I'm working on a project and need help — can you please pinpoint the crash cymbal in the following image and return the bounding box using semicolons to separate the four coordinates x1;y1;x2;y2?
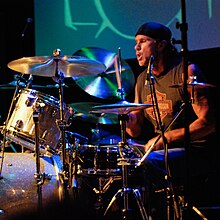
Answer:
169;81;216;88
73;47;135;100
69;102;119;124
90;100;153;115
7;55;105;78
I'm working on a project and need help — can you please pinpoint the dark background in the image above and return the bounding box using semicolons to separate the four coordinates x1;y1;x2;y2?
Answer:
0;0;219;126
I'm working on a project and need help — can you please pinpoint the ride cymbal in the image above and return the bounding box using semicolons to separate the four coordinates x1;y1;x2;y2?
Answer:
169;82;216;88
7;55;105;78
73;47;135;100
90;100;153;115
69;102;119;124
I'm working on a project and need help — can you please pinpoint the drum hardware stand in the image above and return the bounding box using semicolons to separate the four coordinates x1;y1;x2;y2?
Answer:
52;49;71;200
0;75;26;178
65;130;90;196
103;49;148;219
66;137;80;200
92;176;121;215
33;102;52;211
33;104;43;211
171;1;208;219
0;75;32;215
104;113;149;220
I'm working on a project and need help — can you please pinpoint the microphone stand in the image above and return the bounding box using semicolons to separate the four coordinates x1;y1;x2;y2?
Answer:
178;3;191;219
145;58;180;220
173;1;208;219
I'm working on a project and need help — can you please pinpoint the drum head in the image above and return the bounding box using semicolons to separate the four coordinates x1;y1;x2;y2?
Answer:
0;152;62;219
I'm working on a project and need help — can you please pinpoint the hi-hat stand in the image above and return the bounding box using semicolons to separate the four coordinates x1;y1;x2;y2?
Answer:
103;49;148;219
92;176;122;215
104;113;148;220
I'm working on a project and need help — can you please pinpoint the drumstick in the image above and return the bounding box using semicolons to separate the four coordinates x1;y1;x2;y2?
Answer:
135;103;186;168
135;141;156;168
114;55;122;90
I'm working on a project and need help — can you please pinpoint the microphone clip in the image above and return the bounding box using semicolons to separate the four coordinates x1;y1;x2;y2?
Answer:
145;55;154;87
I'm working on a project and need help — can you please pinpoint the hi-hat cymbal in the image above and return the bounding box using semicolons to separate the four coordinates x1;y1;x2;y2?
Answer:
69;102;119;124
90;100;153;115
169;81;216;88
73;47;135;100
7;55;105;78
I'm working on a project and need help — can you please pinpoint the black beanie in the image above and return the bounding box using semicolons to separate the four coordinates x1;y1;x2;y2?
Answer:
135;22;171;42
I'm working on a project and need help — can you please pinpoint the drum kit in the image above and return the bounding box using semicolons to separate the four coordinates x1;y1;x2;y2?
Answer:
0;48;153;219
0;46;216;219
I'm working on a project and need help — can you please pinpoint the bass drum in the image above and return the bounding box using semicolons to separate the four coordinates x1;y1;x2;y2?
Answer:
0;152;63;220
5;88;72;155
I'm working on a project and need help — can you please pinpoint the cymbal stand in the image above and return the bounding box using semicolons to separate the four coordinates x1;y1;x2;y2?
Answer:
32;101;53;211
33;103;43;211
172;1;208;219
0;75;31;215
0;74;27;176
52;50;70;199
0;77;20;216
104;113;148;219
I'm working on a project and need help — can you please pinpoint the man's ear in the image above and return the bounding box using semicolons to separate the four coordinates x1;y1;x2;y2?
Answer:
157;40;167;50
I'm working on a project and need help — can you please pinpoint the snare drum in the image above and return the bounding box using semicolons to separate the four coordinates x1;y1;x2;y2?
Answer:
76;144;143;176
5;88;72;155
77;144;120;176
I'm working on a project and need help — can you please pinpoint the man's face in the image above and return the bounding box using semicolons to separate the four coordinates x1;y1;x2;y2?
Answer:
134;35;156;66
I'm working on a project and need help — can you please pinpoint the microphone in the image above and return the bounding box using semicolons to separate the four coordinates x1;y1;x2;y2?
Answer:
145;55;154;87
21;18;33;38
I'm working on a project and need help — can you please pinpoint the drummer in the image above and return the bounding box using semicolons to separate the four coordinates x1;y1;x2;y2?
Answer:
126;21;217;218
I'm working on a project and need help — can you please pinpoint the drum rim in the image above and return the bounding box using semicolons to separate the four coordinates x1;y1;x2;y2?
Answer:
19;88;70;107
